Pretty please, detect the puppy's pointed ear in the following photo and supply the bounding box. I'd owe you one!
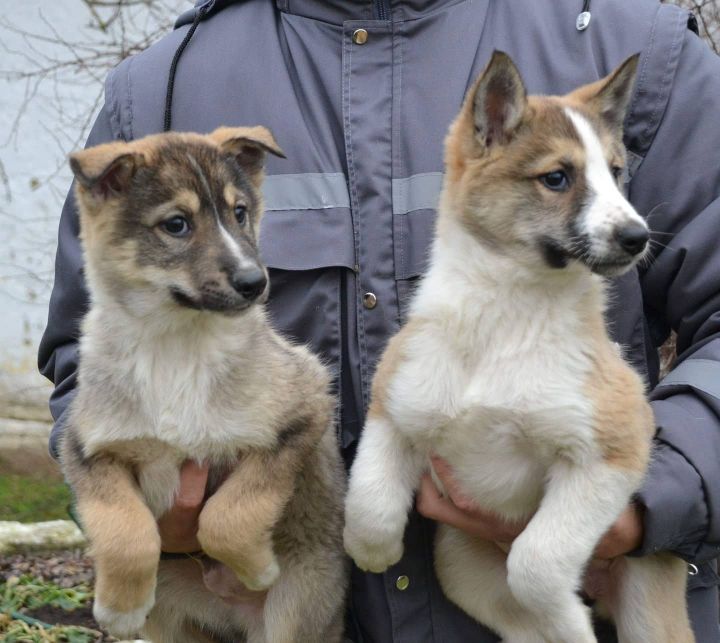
[470,51,527,150]
[586,54,640,133]
[70,143,143,200]
[209,126,285,181]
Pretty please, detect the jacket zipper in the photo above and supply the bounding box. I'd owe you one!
[374,0,390,20]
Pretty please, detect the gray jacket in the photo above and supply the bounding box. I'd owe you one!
[39,0,720,640]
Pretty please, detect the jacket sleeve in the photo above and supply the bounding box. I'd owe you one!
[37,103,118,458]
[631,25,720,562]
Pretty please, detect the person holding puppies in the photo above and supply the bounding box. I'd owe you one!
[41,0,720,640]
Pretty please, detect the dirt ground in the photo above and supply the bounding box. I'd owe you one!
[0,550,116,642]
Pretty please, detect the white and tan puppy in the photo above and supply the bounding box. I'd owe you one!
[344,52,693,643]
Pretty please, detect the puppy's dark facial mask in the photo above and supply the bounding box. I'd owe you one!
[70,127,285,314]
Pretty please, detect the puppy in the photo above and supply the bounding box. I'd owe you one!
[344,53,694,643]
[61,126,347,643]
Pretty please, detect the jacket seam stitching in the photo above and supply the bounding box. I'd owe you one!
[105,73,123,142]
[640,7,683,149]
[342,28,369,408]
[126,55,135,141]
[396,26,405,283]
[656,380,719,400]
[626,5,658,151]
[395,0,468,24]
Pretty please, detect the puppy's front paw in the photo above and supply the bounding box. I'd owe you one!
[238,557,281,592]
[344,522,404,573]
[93,591,154,639]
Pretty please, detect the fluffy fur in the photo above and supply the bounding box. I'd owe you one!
[344,52,693,643]
[61,127,347,642]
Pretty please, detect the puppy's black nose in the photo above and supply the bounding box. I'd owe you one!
[231,267,267,300]
[614,223,649,256]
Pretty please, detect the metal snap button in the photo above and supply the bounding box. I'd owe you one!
[396,575,410,591]
[363,292,377,309]
[576,11,591,31]
[352,28,369,45]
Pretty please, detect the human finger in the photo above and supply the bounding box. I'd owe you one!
[430,455,481,513]
[417,473,505,540]
[594,504,644,560]
[157,460,209,553]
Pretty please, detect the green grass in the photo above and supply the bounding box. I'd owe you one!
[0,616,100,643]
[1,576,91,613]
[1,577,98,643]
[0,474,72,523]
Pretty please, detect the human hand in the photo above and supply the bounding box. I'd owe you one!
[583,503,644,600]
[157,461,268,606]
[592,503,644,560]
[157,460,209,553]
[417,456,643,558]
[415,456,527,542]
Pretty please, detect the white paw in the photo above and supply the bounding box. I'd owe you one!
[93,591,154,639]
[240,558,281,591]
[344,521,404,573]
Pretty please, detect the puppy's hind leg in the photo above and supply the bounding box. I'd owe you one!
[603,554,694,643]
[505,460,642,643]
[260,449,347,643]
[260,557,346,643]
[434,525,547,643]
[145,617,244,643]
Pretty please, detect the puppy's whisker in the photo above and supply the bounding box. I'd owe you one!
[648,229,675,238]
[643,201,671,220]
[648,239,678,252]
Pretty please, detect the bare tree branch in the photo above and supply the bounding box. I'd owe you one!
[0,1,187,153]
[0,1,188,311]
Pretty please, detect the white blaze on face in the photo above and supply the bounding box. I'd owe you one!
[218,221,256,271]
[564,108,647,258]
[186,151,255,271]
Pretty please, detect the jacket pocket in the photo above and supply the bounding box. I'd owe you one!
[259,208,355,377]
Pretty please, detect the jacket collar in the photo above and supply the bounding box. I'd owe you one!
[176,0,465,30]
[275,0,466,24]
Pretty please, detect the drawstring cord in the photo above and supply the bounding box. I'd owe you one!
[164,3,210,132]
[577,0,592,32]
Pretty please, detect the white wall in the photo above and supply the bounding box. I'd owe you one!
[0,0,186,387]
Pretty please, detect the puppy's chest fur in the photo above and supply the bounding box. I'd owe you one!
[387,261,606,520]
[72,307,315,515]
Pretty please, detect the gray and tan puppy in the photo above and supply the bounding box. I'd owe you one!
[61,127,347,643]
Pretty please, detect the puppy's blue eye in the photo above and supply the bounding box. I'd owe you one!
[161,216,191,237]
[235,204,247,226]
[540,171,569,191]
